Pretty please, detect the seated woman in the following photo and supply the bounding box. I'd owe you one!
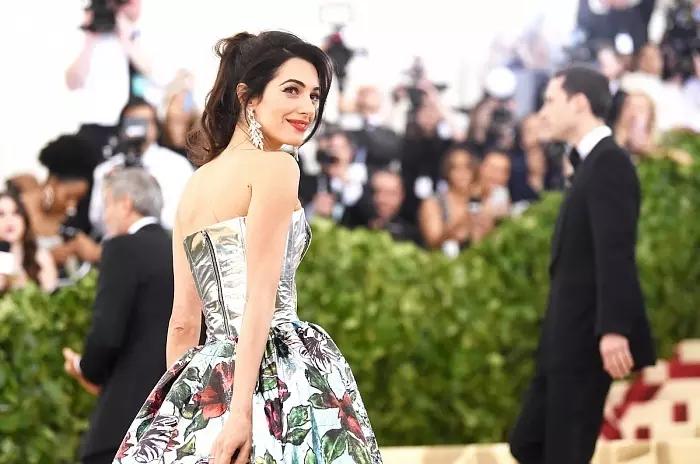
[0,192,58,293]
[418,145,479,256]
[614,91,658,162]
[7,135,101,283]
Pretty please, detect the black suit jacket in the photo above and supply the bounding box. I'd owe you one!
[79,223,174,459]
[539,136,655,373]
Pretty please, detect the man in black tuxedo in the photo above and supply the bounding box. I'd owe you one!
[63,168,174,464]
[508,66,656,464]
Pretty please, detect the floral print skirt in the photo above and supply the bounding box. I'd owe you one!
[113,321,383,464]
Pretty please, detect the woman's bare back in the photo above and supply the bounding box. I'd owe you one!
[176,147,301,239]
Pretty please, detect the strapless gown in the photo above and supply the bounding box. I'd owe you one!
[113,209,383,464]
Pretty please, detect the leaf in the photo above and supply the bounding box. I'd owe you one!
[304,449,318,464]
[176,435,196,460]
[347,433,371,464]
[184,410,209,438]
[321,428,347,463]
[264,450,276,464]
[309,392,335,410]
[181,402,197,420]
[262,363,276,377]
[287,405,310,428]
[305,365,330,392]
[136,418,152,440]
[169,381,192,411]
[217,343,235,357]
[182,367,200,382]
[262,376,277,392]
[284,427,310,446]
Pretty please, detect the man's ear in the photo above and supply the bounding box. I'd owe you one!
[572,93,590,114]
[121,195,135,215]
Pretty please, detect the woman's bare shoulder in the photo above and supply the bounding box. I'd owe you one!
[250,150,300,180]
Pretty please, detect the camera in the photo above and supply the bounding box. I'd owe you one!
[83,0,129,34]
[0,240,14,275]
[59,225,80,242]
[484,102,517,152]
[401,57,448,119]
[116,117,149,167]
[316,149,340,167]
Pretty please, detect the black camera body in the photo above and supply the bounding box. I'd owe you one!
[83,0,129,34]
[484,101,517,152]
[402,58,448,119]
[115,117,149,168]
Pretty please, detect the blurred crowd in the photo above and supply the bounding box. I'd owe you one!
[1,0,699,294]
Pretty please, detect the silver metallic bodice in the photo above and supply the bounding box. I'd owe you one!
[183,208,311,341]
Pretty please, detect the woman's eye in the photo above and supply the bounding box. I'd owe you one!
[311,94,320,101]
[284,86,300,95]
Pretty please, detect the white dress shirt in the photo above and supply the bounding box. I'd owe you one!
[77,35,130,127]
[576,125,613,162]
[90,144,194,237]
[128,216,159,234]
[73,30,177,127]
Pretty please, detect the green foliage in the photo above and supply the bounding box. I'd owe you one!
[0,277,97,463]
[2,132,700,461]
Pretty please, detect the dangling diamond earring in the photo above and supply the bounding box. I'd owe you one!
[247,107,264,150]
[42,185,55,212]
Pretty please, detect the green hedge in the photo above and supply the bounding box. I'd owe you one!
[2,133,700,462]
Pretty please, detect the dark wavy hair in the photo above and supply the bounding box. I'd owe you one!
[0,192,40,284]
[187,31,334,166]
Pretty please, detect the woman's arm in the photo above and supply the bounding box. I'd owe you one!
[229,152,300,414]
[418,198,469,249]
[166,210,203,366]
[36,248,59,292]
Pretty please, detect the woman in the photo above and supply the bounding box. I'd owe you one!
[613,91,657,161]
[0,192,58,292]
[11,135,101,269]
[160,70,200,159]
[114,32,383,464]
[418,146,478,256]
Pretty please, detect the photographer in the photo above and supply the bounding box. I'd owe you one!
[465,67,519,159]
[89,98,194,239]
[305,131,367,224]
[65,0,169,164]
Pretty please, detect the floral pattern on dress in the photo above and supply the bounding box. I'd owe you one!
[113,322,382,464]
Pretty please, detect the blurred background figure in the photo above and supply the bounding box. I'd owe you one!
[63,169,174,464]
[0,192,58,294]
[89,98,194,238]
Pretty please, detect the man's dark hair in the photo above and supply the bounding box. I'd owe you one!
[118,97,157,127]
[554,65,612,120]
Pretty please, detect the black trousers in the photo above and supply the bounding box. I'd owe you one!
[83,448,119,464]
[508,368,612,464]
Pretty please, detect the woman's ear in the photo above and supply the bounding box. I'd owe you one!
[235,83,248,107]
